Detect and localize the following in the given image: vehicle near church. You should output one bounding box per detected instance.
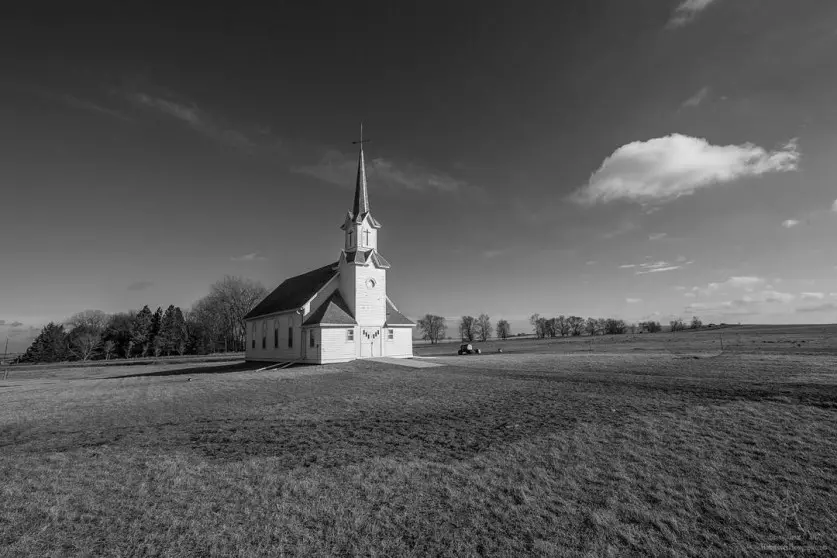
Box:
[458,343,481,355]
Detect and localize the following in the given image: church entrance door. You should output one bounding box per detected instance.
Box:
[360,328,380,358]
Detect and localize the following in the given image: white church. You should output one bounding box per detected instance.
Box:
[244,135,414,364]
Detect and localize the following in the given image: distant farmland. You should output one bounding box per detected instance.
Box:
[1,325,835,555]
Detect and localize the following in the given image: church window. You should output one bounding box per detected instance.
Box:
[251,323,256,349]
[309,330,315,348]
[347,230,353,247]
[347,329,354,342]
[388,328,394,340]
[274,322,279,348]
[262,321,266,349]
[288,327,293,348]
[363,229,370,246]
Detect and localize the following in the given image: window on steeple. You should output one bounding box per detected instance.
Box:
[363,229,370,246]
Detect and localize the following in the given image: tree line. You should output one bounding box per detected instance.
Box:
[415,313,706,343]
[17,276,267,364]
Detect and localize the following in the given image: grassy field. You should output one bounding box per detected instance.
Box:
[1,326,836,556]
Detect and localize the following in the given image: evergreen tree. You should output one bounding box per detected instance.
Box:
[158,305,177,356]
[20,322,70,363]
[148,307,163,356]
[131,305,154,357]
[173,307,188,355]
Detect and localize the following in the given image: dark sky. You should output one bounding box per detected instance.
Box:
[2,1,837,350]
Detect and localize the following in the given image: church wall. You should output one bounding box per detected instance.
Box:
[319,326,359,363]
[354,264,387,326]
[244,312,303,362]
[383,326,413,357]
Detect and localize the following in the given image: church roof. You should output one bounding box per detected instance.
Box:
[302,291,356,326]
[352,144,370,219]
[245,262,338,320]
[343,250,391,269]
[385,299,414,326]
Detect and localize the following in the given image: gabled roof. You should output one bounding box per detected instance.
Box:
[245,262,338,320]
[303,291,356,326]
[385,299,414,326]
[342,249,391,269]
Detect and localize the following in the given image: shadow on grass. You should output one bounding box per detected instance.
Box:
[106,361,308,379]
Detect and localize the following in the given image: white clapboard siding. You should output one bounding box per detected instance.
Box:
[383,326,413,357]
[319,327,358,363]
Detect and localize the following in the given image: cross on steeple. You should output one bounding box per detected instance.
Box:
[352,122,370,146]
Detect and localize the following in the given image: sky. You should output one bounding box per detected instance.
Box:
[2,1,837,351]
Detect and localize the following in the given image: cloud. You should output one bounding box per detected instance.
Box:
[573,134,799,206]
[127,280,153,291]
[483,250,505,259]
[801,292,825,300]
[231,252,267,262]
[796,302,837,313]
[682,86,710,108]
[619,264,636,269]
[292,149,472,194]
[761,290,795,303]
[667,0,720,28]
[126,91,260,151]
[832,199,837,212]
[635,260,686,275]
[684,292,696,298]
[648,232,667,240]
[0,320,24,327]
[781,219,800,228]
[626,298,642,304]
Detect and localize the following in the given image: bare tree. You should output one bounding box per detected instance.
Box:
[670,318,686,332]
[568,316,584,336]
[476,314,492,342]
[459,316,476,342]
[585,317,599,336]
[529,313,543,338]
[66,310,109,332]
[496,319,511,339]
[69,329,101,361]
[417,314,447,344]
[690,316,703,329]
[557,315,570,337]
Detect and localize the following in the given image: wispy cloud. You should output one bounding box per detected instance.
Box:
[626,298,642,304]
[648,232,667,240]
[633,260,693,275]
[782,219,800,228]
[796,302,837,313]
[0,320,24,327]
[619,264,637,269]
[482,250,505,259]
[682,86,710,108]
[573,134,799,206]
[831,199,837,213]
[667,0,721,29]
[231,252,267,262]
[585,260,598,265]
[292,149,472,194]
[22,84,131,122]
[801,292,825,300]
[127,280,153,292]
[126,91,264,152]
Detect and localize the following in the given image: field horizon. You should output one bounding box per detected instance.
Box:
[2,327,836,555]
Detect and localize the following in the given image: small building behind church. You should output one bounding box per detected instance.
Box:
[244,138,414,364]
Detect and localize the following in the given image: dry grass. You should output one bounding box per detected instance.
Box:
[1,343,836,556]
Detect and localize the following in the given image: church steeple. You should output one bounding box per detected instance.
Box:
[351,136,370,219]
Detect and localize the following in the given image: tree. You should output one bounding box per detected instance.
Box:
[102,339,116,360]
[68,326,101,361]
[475,314,492,342]
[20,322,70,363]
[206,276,268,351]
[568,316,584,336]
[690,316,703,329]
[417,314,447,344]
[585,317,599,336]
[557,315,570,337]
[670,318,686,332]
[496,319,511,339]
[641,320,662,333]
[130,306,154,357]
[66,310,109,332]
[604,318,626,335]
[529,313,543,338]
[544,318,556,338]
[102,312,135,358]
[459,315,476,342]
[148,307,163,355]
[597,318,608,336]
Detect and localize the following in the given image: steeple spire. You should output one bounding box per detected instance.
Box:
[351,123,370,219]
